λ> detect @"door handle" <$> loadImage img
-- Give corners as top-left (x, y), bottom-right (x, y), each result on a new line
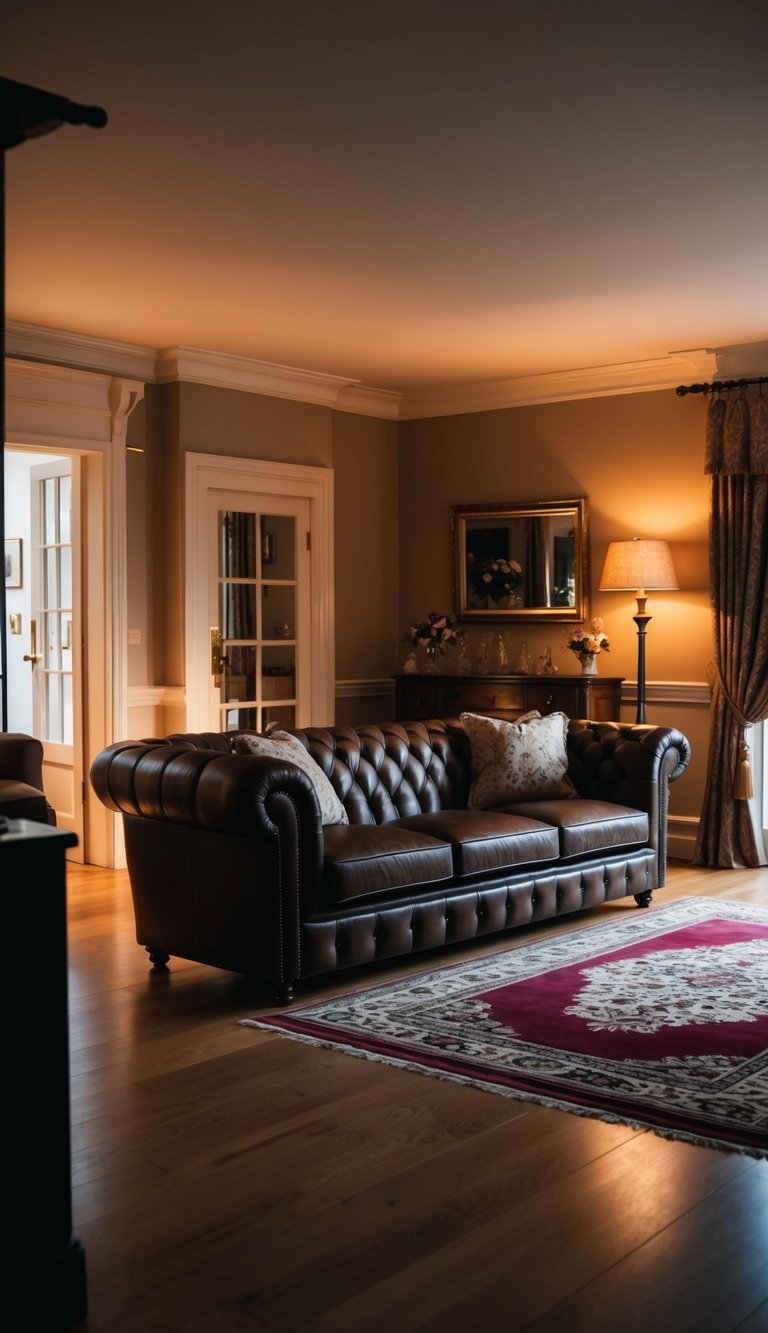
top-left (23, 621), bottom-right (41, 665)
top-left (210, 627), bottom-right (224, 687)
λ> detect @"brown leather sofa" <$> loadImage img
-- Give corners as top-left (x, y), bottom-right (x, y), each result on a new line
top-left (90, 718), bottom-right (690, 1003)
top-left (0, 733), bottom-right (56, 825)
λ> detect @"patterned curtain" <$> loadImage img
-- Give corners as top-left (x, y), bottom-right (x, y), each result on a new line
top-left (522, 517), bottom-right (548, 606)
top-left (693, 392), bottom-right (768, 867)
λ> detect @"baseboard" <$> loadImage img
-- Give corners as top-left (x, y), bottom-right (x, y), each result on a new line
top-left (668, 815), bottom-right (699, 862)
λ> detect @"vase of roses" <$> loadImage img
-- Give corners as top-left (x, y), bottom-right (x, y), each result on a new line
top-left (466, 555), bottom-right (523, 608)
top-left (404, 612), bottom-right (459, 673)
top-left (563, 617), bottom-right (610, 675)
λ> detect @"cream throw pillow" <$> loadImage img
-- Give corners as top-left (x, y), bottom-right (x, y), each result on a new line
top-left (234, 731), bottom-right (348, 825)
top-left (460, 710), bottom-right (576, 808)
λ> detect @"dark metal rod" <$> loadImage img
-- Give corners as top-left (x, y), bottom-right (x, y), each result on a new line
top-left (1, 76), bottom-right (107, 150)
top-left (675, 375), bottom-right (768, 397)
top-left (633, 612), bottom-right (650, 725)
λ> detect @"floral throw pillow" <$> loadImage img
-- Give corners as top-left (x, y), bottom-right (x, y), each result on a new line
top-left (234, 731), bottom-right (348, 825)
top-left (460, 710), bottom-right (577, 808)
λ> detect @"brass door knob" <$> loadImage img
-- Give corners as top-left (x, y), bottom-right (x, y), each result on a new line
top-left (23, 653), bottom-right (42, 663)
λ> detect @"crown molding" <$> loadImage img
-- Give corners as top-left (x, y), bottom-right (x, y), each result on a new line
top-left (397, 351), bottom-right (719, 420)
top-left (6, 323), bottom-right (743, 420)
top-left (5, 320), bottom-right (158, 381)
top-left (712, 340), bottom-right (768, 379)
top-left (5, 324), bottom-right (401, 418)
top-left (156, 347), bottom-right (401, 418)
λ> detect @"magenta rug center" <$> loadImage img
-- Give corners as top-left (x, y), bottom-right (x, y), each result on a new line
top-left (479, 920), bottom-right (768, 1062)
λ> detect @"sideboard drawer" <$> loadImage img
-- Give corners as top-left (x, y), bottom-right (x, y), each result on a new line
top-left (444, 681), bottom-right (526, 714)
top-left (525, 681), bottom-right (579, 716)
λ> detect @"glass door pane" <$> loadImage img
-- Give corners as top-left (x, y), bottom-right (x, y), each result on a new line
top-left (37, 472), bottom-right (74, 745)
top-left (217, 509), bottom-right (298, 733)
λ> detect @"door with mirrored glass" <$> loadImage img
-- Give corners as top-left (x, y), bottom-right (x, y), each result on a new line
top-left (29, 458), bottom-right (84, 857)
top-left (209, 492), bottom-right (312, 733)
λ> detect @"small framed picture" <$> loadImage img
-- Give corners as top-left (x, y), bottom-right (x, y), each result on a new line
top-left (4, 538), bottom-right (22, 588)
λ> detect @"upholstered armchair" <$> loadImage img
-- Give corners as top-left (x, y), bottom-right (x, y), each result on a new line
top-left (0, 733), bottom-right (56, 825)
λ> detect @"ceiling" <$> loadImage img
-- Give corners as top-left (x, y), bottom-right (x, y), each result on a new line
top-left (4, 0), bottom-right (768, 405)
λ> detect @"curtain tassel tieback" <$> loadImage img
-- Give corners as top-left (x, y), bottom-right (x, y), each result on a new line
top-left (707, 662), bottom-right (755, 801)
top-left (734, 736), bottom-right (754, 801)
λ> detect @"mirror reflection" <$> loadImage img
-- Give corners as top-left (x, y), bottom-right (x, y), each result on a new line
top-left (452, 498), bottom-right (589, 622)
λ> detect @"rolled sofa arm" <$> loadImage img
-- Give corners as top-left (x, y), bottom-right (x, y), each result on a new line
top-left (0, 732), bottom-right (45, 786)
top-left (90, 738), bottom-right (326, 842)
top-left (566, 721), bottom-right (691, 884)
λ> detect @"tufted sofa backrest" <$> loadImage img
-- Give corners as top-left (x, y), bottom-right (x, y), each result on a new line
top-left (140, 722), bottom-right (471, 825)
top-left (285, 720), bottom-right (471, 824)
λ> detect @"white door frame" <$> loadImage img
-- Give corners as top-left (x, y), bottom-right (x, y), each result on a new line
top-left (29, 456), bottom-right (85, 857)
top-left (4, 359), bottom-right (143, 866)
top-left (185, 452), bottom-right (335, 732)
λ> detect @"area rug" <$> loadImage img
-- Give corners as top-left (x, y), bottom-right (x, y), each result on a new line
top-left (243, 898), bottom-right (768, 1157)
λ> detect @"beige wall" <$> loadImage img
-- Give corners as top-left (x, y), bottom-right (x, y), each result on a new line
top-left (122, 377), bottom-right (710, 828)
top-left (331, 411), bottom-right (399, 678)
top-left (398, 389), bottom-right (712, 826)
top-left (128, 382), bottom-right (401, 715)
top-left (174, 382), bottom-right (335, 466)
top-left (331, 410), bottom-right (399, 725)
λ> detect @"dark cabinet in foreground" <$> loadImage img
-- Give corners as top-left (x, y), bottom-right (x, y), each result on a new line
top-left (394, 672), bottom-right (624, 723)
top-left (1, 818), bottom-right (86, 1330)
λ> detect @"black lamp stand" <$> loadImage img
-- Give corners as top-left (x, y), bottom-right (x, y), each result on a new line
top-left (633, 595), bottom-right (651, 725)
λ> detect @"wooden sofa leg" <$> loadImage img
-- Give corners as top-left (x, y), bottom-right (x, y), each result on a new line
top-left (634, 891), bottom-right (653, 909)
top-left (273, 980), bottom-right (295, 1006)
top-left (146, 947), bottom-right (170, 967)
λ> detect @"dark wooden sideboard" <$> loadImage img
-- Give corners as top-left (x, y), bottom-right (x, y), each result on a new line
top-left (394, 672), bottom-right (624, 723)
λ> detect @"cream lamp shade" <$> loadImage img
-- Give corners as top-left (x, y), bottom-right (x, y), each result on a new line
top-left (599, 538), bottom-right (678, 725)
top-left (599, 539), bottom-right (679, 599)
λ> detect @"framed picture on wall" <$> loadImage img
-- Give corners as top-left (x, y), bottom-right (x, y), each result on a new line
top-left (451, 498), bottom-right (589, 623)
top-left (4, 538), bottom-right (22, 588)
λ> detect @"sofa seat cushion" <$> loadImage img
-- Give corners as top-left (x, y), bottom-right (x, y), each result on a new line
top-left (0, 780), bottom-right (49, 823)
top-left (501, 799), bottom-right (648, 859)
top-left (392, 810), bottom-right (560, 881)
top-left (320, 824), bottom-right (453, 906)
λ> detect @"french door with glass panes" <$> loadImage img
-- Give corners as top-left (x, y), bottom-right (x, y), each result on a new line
top-left (209, 492), bottom-right (312, 733)
top-left (29, 457), bottom-right (84, 856)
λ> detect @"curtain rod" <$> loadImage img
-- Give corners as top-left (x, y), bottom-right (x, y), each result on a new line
top-left (675, 375), bottom-right (768, 397)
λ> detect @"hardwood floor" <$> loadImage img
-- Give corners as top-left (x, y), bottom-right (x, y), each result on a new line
top-left (60, 861), bottom-right (768, 1332)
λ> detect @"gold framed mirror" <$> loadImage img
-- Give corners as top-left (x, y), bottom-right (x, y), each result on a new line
top-left (451, 497), bottom-right (590, 623)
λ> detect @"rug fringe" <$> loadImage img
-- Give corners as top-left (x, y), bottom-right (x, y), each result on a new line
top-left (238, 1019), bottom-right (766, 1160)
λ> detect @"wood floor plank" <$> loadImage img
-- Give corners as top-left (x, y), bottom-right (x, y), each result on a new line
top-left (520, 1159), bottom-right (768, 1333)
top-left (57, 861), bottom-right (768, 1333)
top-left (269, 1133), bottom-right (753, 1333)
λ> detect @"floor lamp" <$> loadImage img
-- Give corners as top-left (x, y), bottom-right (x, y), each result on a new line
top-left (599, 539), bottom-right (679, 724)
